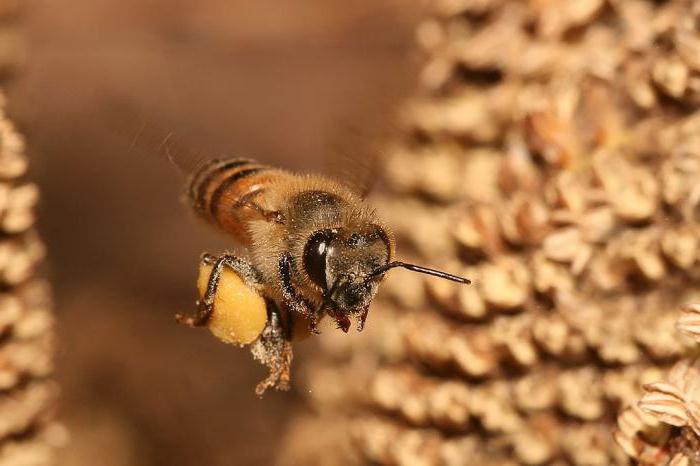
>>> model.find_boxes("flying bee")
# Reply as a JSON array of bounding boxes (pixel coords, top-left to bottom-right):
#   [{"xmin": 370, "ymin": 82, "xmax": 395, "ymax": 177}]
[{"xmin": 175, "ymin": 158, "xmax": 470, "ymax": 395}]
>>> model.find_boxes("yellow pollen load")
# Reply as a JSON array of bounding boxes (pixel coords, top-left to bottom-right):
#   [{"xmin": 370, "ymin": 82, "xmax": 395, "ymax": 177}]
[{"xmin": 197, "ymin": 263, "xmax": 268, "ymax": 346}]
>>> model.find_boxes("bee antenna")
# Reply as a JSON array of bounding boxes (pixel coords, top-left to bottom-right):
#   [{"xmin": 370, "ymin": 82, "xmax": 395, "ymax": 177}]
[{"xmin": 368, "ymin": 261, "xmax": 471, "ymax": 284}]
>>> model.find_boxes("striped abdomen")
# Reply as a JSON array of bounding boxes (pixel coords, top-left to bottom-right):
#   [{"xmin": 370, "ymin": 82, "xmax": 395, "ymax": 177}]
[{"xmin": 188, "ymin": 159, "xmax": 280, "ymax": 244}]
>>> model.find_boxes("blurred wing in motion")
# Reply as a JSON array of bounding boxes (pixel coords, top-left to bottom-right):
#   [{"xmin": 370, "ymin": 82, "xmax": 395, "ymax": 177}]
[
  {"xmin": 127, "ymin": 121, "xmax": 209, "ymax": 178},
  {"xmin": 322, "ymin": 86, "xmax": 407, "ymax": 198}
]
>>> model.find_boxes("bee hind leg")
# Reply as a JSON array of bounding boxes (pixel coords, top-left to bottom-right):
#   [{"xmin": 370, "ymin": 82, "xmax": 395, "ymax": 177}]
[
  {"xmin": 175, "ymin": 253, "xmax": 263, "ymax": 327},
  {"xmin": 251, "ymin": 301, "xmax": 293, "ymax": 396}
]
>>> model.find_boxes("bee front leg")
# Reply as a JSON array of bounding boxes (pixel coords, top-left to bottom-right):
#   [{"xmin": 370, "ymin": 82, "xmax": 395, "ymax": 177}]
[
  {"xmin": 251, "ymin": 301, "xmax": 293, "ymax": 396},
  {"xmin": 278, "ymin": 253, "xmax": 320, "ymax": 333},
  {"xmin": 357, "ymin": 306, "xmax": 370, "ymax": 332},
  {"xmin": 176, "ymin": 253, "xmax": 262, "ymax": 327}
]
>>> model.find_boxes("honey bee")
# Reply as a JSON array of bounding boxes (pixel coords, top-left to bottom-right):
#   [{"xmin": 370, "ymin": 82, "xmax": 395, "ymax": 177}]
[{"xmin": 175, "ymin": 158, "xmax": 470, "ymax": 395}]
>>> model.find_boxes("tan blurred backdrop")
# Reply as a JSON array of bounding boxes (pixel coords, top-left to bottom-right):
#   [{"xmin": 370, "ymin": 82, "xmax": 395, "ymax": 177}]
[{"xmin": 4, "ymin": 1, "xmax": 419, "ymax": 464}]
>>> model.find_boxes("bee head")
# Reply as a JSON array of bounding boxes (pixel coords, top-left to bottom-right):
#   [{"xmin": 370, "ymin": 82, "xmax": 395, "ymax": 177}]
[
  {"xmin": 302, "ymin": 226, "xmax": 470, "ymax": 333},
  {"xmin": 302, "ymin": 226, "xmax": 390, "ymax": 332}
]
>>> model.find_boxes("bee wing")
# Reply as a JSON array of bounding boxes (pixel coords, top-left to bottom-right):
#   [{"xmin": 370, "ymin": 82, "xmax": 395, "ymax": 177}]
[
  {"xmin": 124, "ymin": 120, "xmax": 212, "ymax": 178},
  {"xmin": 321, "ymin": 79, "xmax": 407, "ymax": 198}
]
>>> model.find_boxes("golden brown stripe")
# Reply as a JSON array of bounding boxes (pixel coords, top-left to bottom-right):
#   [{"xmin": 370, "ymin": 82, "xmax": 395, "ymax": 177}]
[
  {"xmin": 209, "ymin": 167, "xmax": 267, "ymax": 220},
  {"xmin": 189, "ymin": 158, "xmax": 255, "ymax": 213}
]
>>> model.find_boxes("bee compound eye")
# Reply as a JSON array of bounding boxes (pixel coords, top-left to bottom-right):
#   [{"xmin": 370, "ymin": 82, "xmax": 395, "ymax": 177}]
[{"xmin": 303, "ymin": 230, "xmax": 336, "ymax": 290}]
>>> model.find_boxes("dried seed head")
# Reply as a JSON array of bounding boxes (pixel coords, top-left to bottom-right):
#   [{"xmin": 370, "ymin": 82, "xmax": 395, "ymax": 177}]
[
  {"xmin": 678, "ymin": 304, "xmax": 700, "ymax": 341},
  {"xmin": 282, "ymin": 1, "xmax": 700, "ymax": 464}
]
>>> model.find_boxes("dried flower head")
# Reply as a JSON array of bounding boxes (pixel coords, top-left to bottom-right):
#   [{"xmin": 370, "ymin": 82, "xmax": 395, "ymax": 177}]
[{"xmin": 282, "ymin": 0, "xmax": 700, "ymax": 464}]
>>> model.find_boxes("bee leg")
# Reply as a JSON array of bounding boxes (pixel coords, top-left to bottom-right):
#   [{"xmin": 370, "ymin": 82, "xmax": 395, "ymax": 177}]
[
  {"xmin": 357, "ymin": 306, "xmax": 370, "ymax": 332},
  {"xmin": 333, "ymin": 313, "xmax": 351, "ymax": 333},
  {"xmin": 176, "ymin": 253, "xmax": 263, "ymax": 327},
  {"xmin": 235, "ymin": 194, "xmax": 285, "ymax": 224},
  {"xmin": 251, "ymin": 301, "xmax": 293, "ymax": 396},
  {"xmin": 308, "ymin": 308, "xmax": 324, "ymax": 334},
  {"xmin": 278, "ymin": 253, "xmax": 319, "ymax": 333}
]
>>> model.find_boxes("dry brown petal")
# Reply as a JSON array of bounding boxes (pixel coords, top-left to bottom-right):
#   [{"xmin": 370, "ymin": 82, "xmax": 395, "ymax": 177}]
[
  {"xmin": 499, "ymin": 139, "xmax": 542, "ymax": 195},
  {"xmin": 558, "ymin": 369, "xmax": 604, "ymax": 420},
  {"xmin": 0, "ymin": 117, "xmax": 27, "ymax": 180},
  {"xmin": 479, "ymin": 257, "xmax": 531, "ymax": 310},
  {"xmin": 404, "ymin": 92, "xmax": 502, "ymax": 143},
  {"xmin": 531, "ymin": 252, "xmax": 574, "ymax": 296},
  {"xmin": 500, "ymin": 194, "xmax": 550, "ymax": 247},
  {"xmin": 511, "ymin": 425, "xmax": 554, "ymax": 465},
  {"xmin": 615, "ymin": 404, "xmax": 671, "ymax": 459},
  {"xmin": 534, "ymin": 0, "xmax": 605, "ymax": 39},
  {"xmin": 404, "ymin": 311, "xmax": 499, "ymax": 378},
  {"xmin": 571, "ymin": 299, "xmax": 639, "ymax": 364},
  {"xmin": 686, "ymin": 74, "xmax": 700, "ymax": 106},
  {"xmin": 383, "ymin": 149, "xmax": 420, "ymax": 194},
  {"xmin": 0, "ymin": 334, "xmax": 53, "ymax": 391},
  {"xmin": 390, "ymin": 427, "xmax": 442, "ymax": 465},
  {"xmin": 668, "ymin": 358, "xmax": 700, "ymax": 396},
  {"xmin": 616, "ymin": 229, "xmax": 666, "ymax": 282},
  {"xmin": 653, "ymin": 54, "xmax": 690, "ymax": 99},
  {"xmin": 417, "ymin": 150, "xmax": 466, "ymax": 202},
  {"xmin": 624, "ymin": 57, "xmax": 657, "ymax": 109},
  {"xmin": 454, "ymin": 282, "xmax": 487, "ymax": 319},
  {"xmin": 453, "ymin": 205, "xmax": 504, "ymax": 258},
  {"xmin": 449, "ymin": 6, "xmax": 527, "ymax": 74},
  {"xmin": 448, "ymin": 330, "xmax": 498, "ymax": 377},
  {"xmin": 669, "ymin": 453, "xmax": 690, "ymax": 466},
  {"xmin": 385, "ymin": 147, "xmax": 467, "ymax": 202},
  {"xmin": 661, "ymin": 153, "xmax": 700, "ymax": 208},
  {"xmin": 595, "ymin": 153, "xmax": 659, "ymax": 222},
  {"xmin": 470, "ymin": 383, "xmax": 523, "ymax": 433},
  {"xmin": 370, "ymin": 368, "xmax": 435, "ymax": 427},
  {"xmin": 426, "ymin": 272, "xmax": 463, "ymax": 314},
  {"xmin": 678, "ymin": 304, "xmax": 700, "ymax": 342},
  {"xmin": 675, "ymin": 16, "xmax": 700, "ymax": 72},
  {"xmin": 489, "ymin": 315, "xmax": 538, "ymax": 367},
  {"xmin": 531, "ymin": 314, "xmax": 570, "ymax": 357},
  {"xmin": 427, "ymin": 381, "xmax": 470, "ymax": 430},
  {"xmin": 524, "ymin": 109, "xmax": 578, "ymax": 168},
  {"xmin": 686, "ymin": 400, "xmax": 700, "ymax": 438},
  {"xmin": 639, "ymin": 386, "xmax": 688, "ymax": 427},
  {"xmin": 644, "ymin": 381, "xmax": 686, "ymax": 403},
  {"xmin": 604, "ymin": 367, "xmax": 659, "ymax": 409},
  {"xmin": 548, "ymin": 171, "xmax": 588, "ymax": 213},
  {"xmin": 662, "ymin": 227, "xmax": 699, "ymax": 270},
  {"xmin": 514, "ymin": 370, "xmax": 558, "ymax": 411},
  {"xmin": 426, "ymin": 267, "xmax": 487, "ymax": 320},
  {"xmin": 542, "ymin": 227, "xmax": 584, "ymax": 263},
  {"xmin": 0, "ymin": 234, "xmax": 45, "ymax": 286},
  {"xmin": 612, "ymin": 0, "xmax": 656, "ymax": 51},
  {"xmin": 588, "ymin": 250, "xmax": 625, "ymax": 292},
  {"xmin": 381, "ymin": 269, "xmax": 428, "ymax": 312},
  {"xmin": 351, "ymin": 417, "xmax": 397, "ymax": 463},
  {"xmin": 578, "ymin": 207, "xmax": 616, "ymax": 244},
  {"xmin": 403, "ymin": 313, "xmax": 454, "ymax": 369},
  {"xmin": 0, "ymin": 382, "xmax": 56, "ymax": 439},
  {"xmin": 462, "ymin": 149, "xmax": 503, "ymax": 203},
  {"xmin": 2, "ymin": 184, "xmax": 38, "ymax": 234},
  {"xmin": 560, "ymin": 424, "xmax": 611, "ymax": 466},
  {"xmin": 634, "ymin": 308, "xmax": 685, "ymax": 360}
]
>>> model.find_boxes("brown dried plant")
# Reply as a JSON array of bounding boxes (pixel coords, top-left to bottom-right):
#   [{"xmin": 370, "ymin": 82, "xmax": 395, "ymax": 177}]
[
  {"xmin": 280, "ymin": 0, "xmax": 700, "ymax": 465},
  {"xmin": 0, "ymin": 3, "xmax": 62, "ymax": 465}
]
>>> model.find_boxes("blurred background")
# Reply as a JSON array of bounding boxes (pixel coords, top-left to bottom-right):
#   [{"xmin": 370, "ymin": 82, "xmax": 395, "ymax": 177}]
[{"xmin": 4, "ymin": 1, "xmax": 420, "ymax": 464}]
